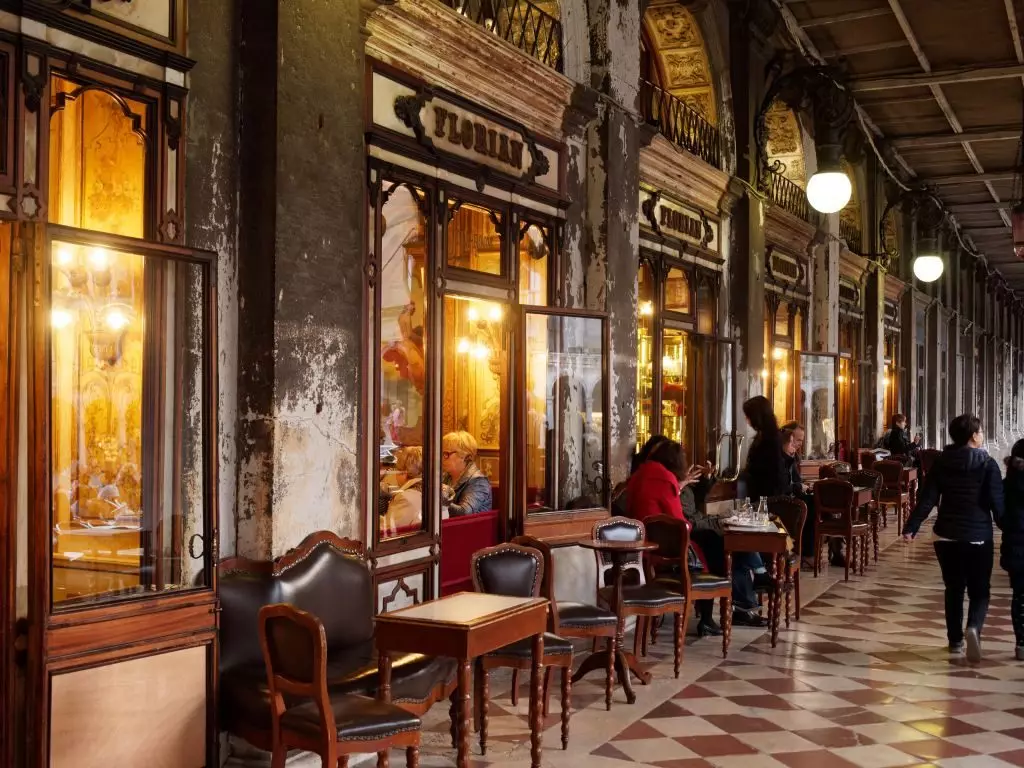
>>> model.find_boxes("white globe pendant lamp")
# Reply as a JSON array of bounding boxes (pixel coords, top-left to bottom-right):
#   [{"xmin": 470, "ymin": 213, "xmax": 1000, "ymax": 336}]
[
  {"xmin": 806, "ymin": 170, "xmax": 853, "ymax": 214},
  {"xmin": 913, "ymin": 234, "xmax": 944, "ymax": 283}
]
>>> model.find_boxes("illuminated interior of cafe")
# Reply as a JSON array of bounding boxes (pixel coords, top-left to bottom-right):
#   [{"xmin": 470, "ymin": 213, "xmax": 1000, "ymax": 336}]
[
  {"xmin": 44, "ymin": 74, "xmax": 210, "ymax": 606},
  {"xmin": 763, "ymin": 294, "xmax": 804, "ymax": 426},
  {"xmin": 370, "ymin": 171, "xmax": 609, "ymax": 554},
  {"xmin": 837, "ymin": 312, "xmax": 861, "ymax": 457},
  {"xmin": 636, "ymin": 253, "xmax": 730, "ymax": 468}
]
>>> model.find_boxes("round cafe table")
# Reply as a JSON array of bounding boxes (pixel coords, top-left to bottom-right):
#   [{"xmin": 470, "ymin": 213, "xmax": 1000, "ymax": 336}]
[{"xmin": 574, "ymin": 538, "xmax": 660, "ymax": 704}]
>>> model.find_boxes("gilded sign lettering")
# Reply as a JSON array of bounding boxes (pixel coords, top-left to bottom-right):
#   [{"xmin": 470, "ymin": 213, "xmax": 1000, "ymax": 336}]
[{"xmin": 432, "ymin": 106, "xmax": 525, "ymax": 170}]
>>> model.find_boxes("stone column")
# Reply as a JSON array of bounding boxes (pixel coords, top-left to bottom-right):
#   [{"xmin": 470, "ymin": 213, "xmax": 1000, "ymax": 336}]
[
  {"xmin": 727, "ymin": 0, "xmax": 776, "ymax": 412},
  {"xmin": 582, "ymin": 0, "xmax": 641, "ymax": 488},
  {"xmin": 811, "ymin": 217, "xmax": 840, "ymax": 354},
  {"xmin": 863, "ymin": 267, "xmax": 885, "ymax": 444},
  {"xmin": 234, "ymin": 0, "xmax": 373, "ymax": 558}
]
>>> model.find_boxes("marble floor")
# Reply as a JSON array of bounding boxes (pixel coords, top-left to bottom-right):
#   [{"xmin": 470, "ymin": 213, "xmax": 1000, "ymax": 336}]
[{"xmin": 404, "ymin": 520, "xmax": 1024, "ymax": 768}]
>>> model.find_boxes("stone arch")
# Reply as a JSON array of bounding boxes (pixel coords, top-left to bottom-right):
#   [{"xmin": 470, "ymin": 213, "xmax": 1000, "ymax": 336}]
[
  {"xmin": 640, "ymin": 1, "xmax": 717, "ymax": 125},
  {"xmin": 764, "ymin": 103, "xmax": 807, "ymax": 188}
]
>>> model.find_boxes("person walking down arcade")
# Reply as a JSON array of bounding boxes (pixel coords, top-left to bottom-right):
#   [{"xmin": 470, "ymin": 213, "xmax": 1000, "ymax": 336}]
[{"xmin": 902, "ymin": 414, "xmax": 1003, "ymax": 663}]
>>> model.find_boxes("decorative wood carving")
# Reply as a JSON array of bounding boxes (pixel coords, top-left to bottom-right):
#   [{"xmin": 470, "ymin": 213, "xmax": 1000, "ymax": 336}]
[{"xmin": 381, "ymin": 577, "xmax": 420, "ymax": 612}]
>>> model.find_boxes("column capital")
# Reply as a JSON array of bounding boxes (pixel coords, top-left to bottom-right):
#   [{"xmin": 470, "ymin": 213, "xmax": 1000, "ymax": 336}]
[{"xmin": 361, "ymin": 0, "xmax": 396, "ymax": 37}]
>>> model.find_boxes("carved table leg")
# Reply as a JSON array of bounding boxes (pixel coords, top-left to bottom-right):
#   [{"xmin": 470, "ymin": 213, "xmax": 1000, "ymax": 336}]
[
  {"xmin": 561, "ymin": 665, "xmax": 571, "ymax": 750},
  {"xmin": 784, "ymin": 567, "xmax": 792, "ymax": 629},
  {"xmin": 605, "ymin": 633, "xmax": 615, "ymax": 710},
  {"xmin": 673, "ymin": 611, "xmax": 683, "ymax": 679},
  {"xmin": 723, "ymin": 551, "xmax": 733, "ymax": 659},
  {"xmin": 406, "ymin": 746, "xmax": 419, "ymax": 768},
  {"xmin": 378, "ymin": 751, "xmax": 389, "ymax": 768},
  {"xmin": 771, "ymin": 553, "xmax": 783, "ymax": 647},
  {"xmin": 480, "ymin": 666, "xmax": 489, "ymax": 755},
  {"xmin": 449, "ymin": 689, "xmax": 458, "ymax": 748},
  {"xmin": 457, "ymin": 658, "xmax": 471, "ymax": 768},
  {"xmin": 378, "ymin": 652, "xmax": 393, "ymax": 702},
  {"xmin": 530, "ymin": 634, "xmax": 543, "ymax": 768}
]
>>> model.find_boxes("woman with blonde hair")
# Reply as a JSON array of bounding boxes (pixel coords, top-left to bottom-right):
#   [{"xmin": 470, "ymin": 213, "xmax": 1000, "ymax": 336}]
[{"xmin": 441, "ymin": 431, "xmax": 493, "ymax": 517}]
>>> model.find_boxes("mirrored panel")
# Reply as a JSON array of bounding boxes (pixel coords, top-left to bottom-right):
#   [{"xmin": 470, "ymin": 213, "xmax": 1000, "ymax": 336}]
[
  {"xmin": 636, "ymin": 263, "xmax": 655, "ymax": 451},
  {"xmin": 378, "ymin": 184, "xmax": 428, "ymax": 541},
  {"xmin": 50, "ymin": 237, "xmax": 208, "ymax": 606},
  {"xmin": 664, "ymin": 267, "xmax": 691, "ymax": 314},
  {"xmin": 800, "ymin": 353, "xmax": 837, "ymax": 460},
  {"xmin": 447, "ymin": 203, "xmax": 502, "ymax": 276},
  {"xmin": 525, "ymin": 312, "xmax": 606, "ymax": 512}
]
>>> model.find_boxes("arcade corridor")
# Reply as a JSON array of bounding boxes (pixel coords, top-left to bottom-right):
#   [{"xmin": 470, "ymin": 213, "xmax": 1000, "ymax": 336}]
[{"xmin": 400, "ymin": 523, "xmax": 1024, "ymax": 768}]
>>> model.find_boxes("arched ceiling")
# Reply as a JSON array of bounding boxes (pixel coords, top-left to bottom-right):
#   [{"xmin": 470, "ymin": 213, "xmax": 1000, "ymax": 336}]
[
  {"xmin": 765, "ymin": 103, "xmax": 806, "ymax": 187},
  {"xmin": 641, "ymin": 1, "xmax": 717, "ymax": 126}
]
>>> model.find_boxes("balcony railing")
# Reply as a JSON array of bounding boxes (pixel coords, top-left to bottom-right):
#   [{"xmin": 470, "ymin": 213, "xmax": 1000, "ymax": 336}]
[
  {"xmin": 768, "ymin": 170, "xmax": 811, "ymax": 222},
  {"xmin": 840, "ymin": 218, "xmax": 863, "ymax": 254},
  {"xmin": 439, "ymin": 0, "xmax": 563, "ymax": 72},
  {"xmin": 639, "ymin": 79, "xmax": 722, "ymax": 170}
]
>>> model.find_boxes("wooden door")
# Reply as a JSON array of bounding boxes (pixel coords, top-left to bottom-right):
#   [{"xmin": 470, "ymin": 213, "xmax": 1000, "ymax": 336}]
[{"xmin": 23, "ymin": 224, "xmax": 218, "ymax": 768}]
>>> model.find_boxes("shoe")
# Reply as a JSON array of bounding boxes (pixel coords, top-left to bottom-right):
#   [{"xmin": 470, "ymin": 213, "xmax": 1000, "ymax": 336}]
[
  {"xmin": 965, "ymin": 627, "xmax": 982, "ymax": 663},
  {"xmin": 829, "ymin": 553, "xmax": 847, "ymax": 568},
  {"xmin": 949, "ymin": 642, "xmax": 965, "ymax": 656},
  {"xmin": 697, "ymin": 619, "xmax": 723, "ymax": 638},
  {"xmin": 1015, "ymin": 645, "xmax": 1024, "ymax": 661},
  {"xmin": 733, "ymin": 610, "xmax": 768, "ymax": 628}
]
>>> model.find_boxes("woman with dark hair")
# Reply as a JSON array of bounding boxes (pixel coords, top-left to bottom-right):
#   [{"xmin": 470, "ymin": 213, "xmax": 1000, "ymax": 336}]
[
  {"xmin": 904, "ymin": 414, "xmax": 1003, "ymax": 662},
  {"xmin": 742, "ymin": 396, "xmax": 788, "ymax": 502},
  {"xmin": 627, "ymin": 439, "xmax": 698, "ymax": 523},
  {"xmin": 612, "ymin": 434, "xmax": 674, "ymax": 517},
  {"xmin": 1001, "ymin": 439, "xmax": 1024, "ymax": 660}
]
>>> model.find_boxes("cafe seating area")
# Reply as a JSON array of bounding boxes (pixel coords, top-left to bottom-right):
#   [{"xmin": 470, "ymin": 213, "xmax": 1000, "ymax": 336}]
[{"xmin": 217, "ymin": 454, "xmax": 933, "ymax": 768}]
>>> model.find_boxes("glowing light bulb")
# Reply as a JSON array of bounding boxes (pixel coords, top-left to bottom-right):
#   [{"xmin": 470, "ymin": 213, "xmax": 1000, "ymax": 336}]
[
  {"xmin": 488, "ymin": 305, "xmax": 502, "ymax": 322},
  {"xmin": 104, "ymin": 308, "xmax": 129, "ymax": 331},
  {"xmin": 884, "ymin": 376, "xmax": 891, "ymax": 388},
  {"xmin": 88, "ymin": 247, "xmax": 109, "ymax": 270},
  {"xmin": 51, "ymin": 308, "xmax": 72, "ymax": 329},
  {"xmin": 806, "ymin": 171, "xmax": 852, "ymax": 214},
  {"xmin": 457, "ymin": 337, "xmax": 470, "ymax": 354},
  {"xmin": 467, "ymin": 308, "xmax": 479, "ymax": 322},
  {"xmin": 838, "ymin": 375, "xmax": 846, "ymax": 384},
  {"xmin": 55, "ymin": 247, "xmax": 73, "ymax": 267},
  {"xmin": 779, "ymin": 370, "xmax": 789, "ymax": 381},
  {"xmin": 472, "ymin": 344, "xmax": 489, "ymax": 360},
  {"xmin": 913, "ymin": 255, "xmax": 944, "ymax": 283},
  {"xmin": 772, "ymin": 347, "xmax": 784, "ymax": 361},
  {"xmin": 639, "ymin": 301, "xmax": 654, "ymax": 317},
  {"xmin": 761, "ymin": 368, "xmax": 769, "ymax": 379}
]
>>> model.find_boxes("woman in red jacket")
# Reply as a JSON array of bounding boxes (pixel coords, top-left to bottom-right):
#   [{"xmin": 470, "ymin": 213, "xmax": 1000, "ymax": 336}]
[{"xmin": 627, "ymin": 439, "xmax": 698, "ymax": 523}]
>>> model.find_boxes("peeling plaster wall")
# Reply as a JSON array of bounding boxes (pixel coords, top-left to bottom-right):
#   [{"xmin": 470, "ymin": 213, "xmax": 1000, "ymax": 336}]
[{"xmin": 185, "ymin": 0, "xmax": 239, "ymax": 557}]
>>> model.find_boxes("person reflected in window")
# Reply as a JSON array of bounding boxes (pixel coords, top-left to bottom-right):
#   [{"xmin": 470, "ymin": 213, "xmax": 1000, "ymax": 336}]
[
  {"xmin": 441, "ymin": 431, "xmax": 493, "ymax": 518},
  {"xmin": 382, "ymin": 447, "xmax": 424, "ymax": 536},
  {"xmin": 881, "ymin": 413, "xmax": 921, "ymax": 463}
]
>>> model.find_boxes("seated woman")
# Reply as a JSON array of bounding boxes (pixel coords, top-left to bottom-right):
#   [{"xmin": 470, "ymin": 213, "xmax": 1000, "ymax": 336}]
[
  {"xmin": 441, "ymin": 431, "xmax": 493, "ymax": 518},
  {"xmin": 628, "ymin": 439, "xmax": 766, "ymax": 634},
  {"xmin": 382, "ymin": 447, "xmax": 424, "ymax": 536}
]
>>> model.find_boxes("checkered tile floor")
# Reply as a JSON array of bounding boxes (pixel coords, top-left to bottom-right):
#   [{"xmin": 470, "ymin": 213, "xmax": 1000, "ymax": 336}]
[{"xmin": 326, "ymin": 520, "xmax": 1024, "ymax": 768}]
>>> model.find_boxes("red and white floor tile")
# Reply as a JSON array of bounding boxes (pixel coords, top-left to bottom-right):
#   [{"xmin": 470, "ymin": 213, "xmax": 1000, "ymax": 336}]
[{"xmin": 411, "ymin": 520, "xmax": 1024, "ymax": 768}]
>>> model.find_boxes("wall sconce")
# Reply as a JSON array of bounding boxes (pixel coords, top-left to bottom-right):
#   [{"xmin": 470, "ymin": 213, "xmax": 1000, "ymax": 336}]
[
  {"xmin": 754, "ymin": 60, "xmax": 855, "ymax": 215},
  {"xmin": 879, "ymin": 187, "xmax": 948, "ymax": 283}
]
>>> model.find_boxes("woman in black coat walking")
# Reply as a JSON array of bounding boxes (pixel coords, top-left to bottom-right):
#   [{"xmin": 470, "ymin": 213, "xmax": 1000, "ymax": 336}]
[
  {"xmin": 903, "ymin": 414, "xmax": 1003, "ymax": 662},
  {"xmin": 1001, "ymin": 439, "xmax": 1024, "ymax": 660}
]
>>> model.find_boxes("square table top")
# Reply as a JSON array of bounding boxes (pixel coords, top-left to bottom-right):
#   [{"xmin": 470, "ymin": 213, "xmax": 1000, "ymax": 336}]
[{"xmin": 375, "ymin": 592, "xmax": 547, "ymax": 628}]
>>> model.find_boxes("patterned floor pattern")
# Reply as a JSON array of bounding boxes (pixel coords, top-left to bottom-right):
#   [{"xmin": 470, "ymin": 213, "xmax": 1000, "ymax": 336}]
[{"xmin": 406, "ymin": 519, "xmax": 1024, "ymax": 768}]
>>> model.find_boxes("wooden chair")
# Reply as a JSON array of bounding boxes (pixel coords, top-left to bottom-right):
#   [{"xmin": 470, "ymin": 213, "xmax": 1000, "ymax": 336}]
[
  {"xmin": 859, "ymin": 449, "xmax": 878, "ymax": 472},
  {"xmin": 849, "ymin": 469, "xmax": 883, "ymax": 563},
  {"xmin": 875, "ymin": 459, "xmax": 911, "ymax": 534},
  {"xmin": 813, "ymin": 479, "xmax": 870, "ymax": 582},
  {"xmin": 258, "ymin": 604, "xmax": 421, "ymax": 768},
  {"xmin": 471, "ymin": 543, "xmax": 573, "ymax": 753},
  {"xmin": 765, "ymin": 496, "xmax": 808, "ymax": 625},
  {"xmin": 918, "ymin": 448, "xmax": 941, "ymax": 479},
  {"xmin": 592, "ymin": 517, "xmax": 687, "ymax": 678},
  {"xmin": 512, "ymin": 535, "xmax": 618, "ymax": 711}
]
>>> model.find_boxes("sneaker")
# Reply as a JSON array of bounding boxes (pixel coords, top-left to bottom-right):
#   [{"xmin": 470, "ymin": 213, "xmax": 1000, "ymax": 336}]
[
  {"xmin": 697, "ymin": 619, "xmax": 723, "ymax": 638},
  {"xmin": 949, "ymin": 642, "xmax": 965, "ymax": 656},
  {"xmin": 1016, "ymin": 645, "xmax": 1024, "ymax": 662},
  {"xmin": 965, "ymin": 627, "xmax": 982, "ymax": 663}
]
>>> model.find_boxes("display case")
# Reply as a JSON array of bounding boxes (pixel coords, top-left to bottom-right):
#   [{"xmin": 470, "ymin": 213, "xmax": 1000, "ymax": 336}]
[{"xmin": 763, "ymin": 292, "xmax": 807, "ymax": 426}]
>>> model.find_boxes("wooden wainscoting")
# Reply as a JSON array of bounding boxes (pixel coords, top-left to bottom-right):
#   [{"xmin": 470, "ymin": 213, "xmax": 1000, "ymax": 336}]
[{"xmin": 49, "ymin": 645, "xmax": 207, "ymax": 768}]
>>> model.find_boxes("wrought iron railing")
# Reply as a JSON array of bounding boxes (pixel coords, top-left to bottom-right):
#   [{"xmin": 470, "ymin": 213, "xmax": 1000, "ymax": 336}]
[
  {"xmin": 438, "ymin": 0, "xmax": 563, "ymax": 72},
  {"xmin": 768, "ymin": 170, "xmax": 811, "ymax": 222},
  {"xmin": 639, "ymin": 79, "xmax": 722, "ymax": 170},
  {"xmin": 840, "ymin": 218, "xmax": 863, "ymax": 253}
]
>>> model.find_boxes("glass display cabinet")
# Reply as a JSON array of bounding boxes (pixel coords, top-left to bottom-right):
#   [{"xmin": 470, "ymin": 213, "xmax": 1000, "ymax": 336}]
[{"xmin": 763, "ymin": 294, "xmax": 807, "ymax": 427}]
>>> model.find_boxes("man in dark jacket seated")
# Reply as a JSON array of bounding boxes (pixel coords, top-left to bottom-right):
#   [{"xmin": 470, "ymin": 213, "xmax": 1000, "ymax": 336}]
[
  {"xmin": 880, "ymin": 414, "xmax": 922, "ymax": 465},
  {"xmin": 781, "ymin": 422, "xmax": 845, "ymax": 568}
]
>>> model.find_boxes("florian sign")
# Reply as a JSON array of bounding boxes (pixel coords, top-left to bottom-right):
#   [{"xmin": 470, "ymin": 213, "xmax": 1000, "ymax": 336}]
[
  {"xmin": 379, "ymin": 76, "xmax": 551, "ymax": 187},
  {"xmin": 639, "ymin": 189, "xmax": 718, "ymax": 253}
]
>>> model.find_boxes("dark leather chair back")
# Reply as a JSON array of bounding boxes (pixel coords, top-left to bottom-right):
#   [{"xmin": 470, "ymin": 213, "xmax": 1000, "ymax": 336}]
[
  {"xmin": 849, "ymin": 469, "xmax": 882, "ymax": 498},
  {"xmin": 859, "ymin": 450, "xmax": 877, "ymax": 471},
  {"xmin": 471, "ymin": 543, "xmax": 543, "ymax": 598},
  {"xmin": 814, "ymin": 478, "xmax": 856, "ymax": 524},
  {"xmin": 819, "ymin": 464, "xmax": 839, "ymax": 479},
  {"xmin": 644, "ymin": 515, "xmax": 692, "ymax": 590},
  {"xmin": 874, "ymin": 459, "xmax": 905, "ymax": 490},
  {"xmin": 218, "ymin": 535, "xmax": 372, "ymax": 675},
  {"xmin": 766, "ymin": 496, "xmax": 808, "ymax": 555},
  {"xmin": 593, "ymin": 516, "xmax": 646, "ymax": 586}
]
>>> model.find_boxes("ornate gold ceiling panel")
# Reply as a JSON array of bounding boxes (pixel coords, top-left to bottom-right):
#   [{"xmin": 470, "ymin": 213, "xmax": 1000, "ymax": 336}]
[
  {"xmin": 643, "ymin": 1, "xmax": 717, "ymax": 126},
  {"xmin": 765, "ymin": 102, "xmax": 805, "ymax": 187}
]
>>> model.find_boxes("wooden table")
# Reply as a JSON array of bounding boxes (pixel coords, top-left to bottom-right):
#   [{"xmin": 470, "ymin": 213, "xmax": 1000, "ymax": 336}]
[
  {"xmin": 904, "ymin": 467, "xmax": 919, "ymax": 508},
  {"xmin": 375, "ymin": 592, "xmax": 549, "ymax": 768},
  {"xmin": 723, "ymin": 523, "xmax": 790, "ymax": 654},
  {"xmin": 573, "ymin": 538, "xmax": 659, "ymax": 705}
]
